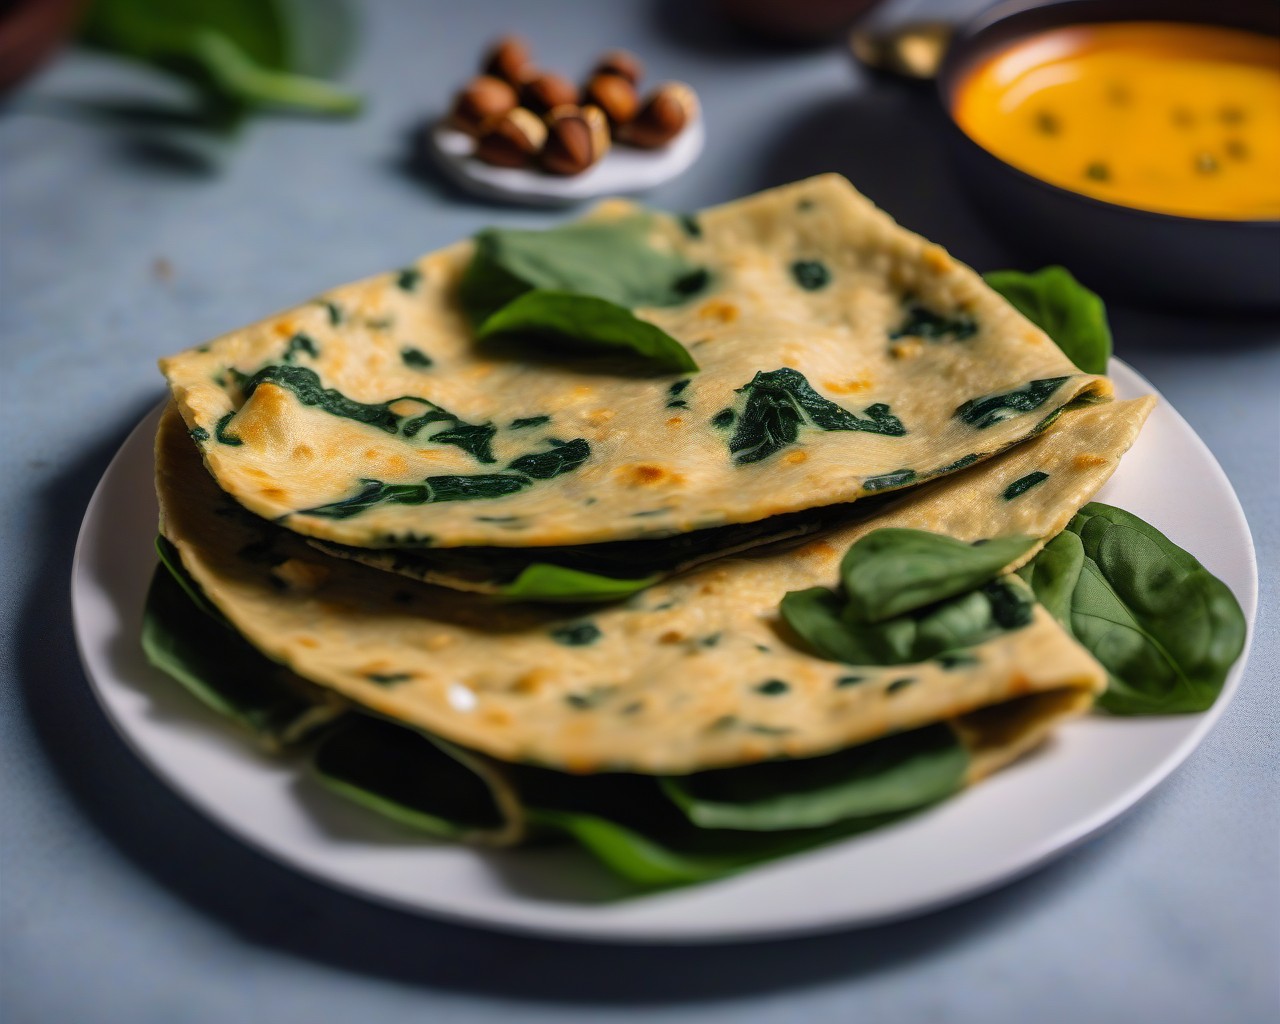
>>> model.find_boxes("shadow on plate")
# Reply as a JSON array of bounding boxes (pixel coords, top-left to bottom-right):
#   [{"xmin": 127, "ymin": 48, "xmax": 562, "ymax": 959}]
[{"xmin": 16, "ymin": 397, "xmax": 1162, "ymax": 1004}]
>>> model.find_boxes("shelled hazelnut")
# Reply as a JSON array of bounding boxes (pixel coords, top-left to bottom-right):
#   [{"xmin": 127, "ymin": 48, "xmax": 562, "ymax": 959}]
[
  {"xmin": 583, "ymin": 72, "xmax": 639, "ymax": 130},
  {"xmin": 621, "ymin": 82, "xmax": 698, "ymax": 148},
  {"xmin": 481, "ymin": 35, "xmax": 534, "ymax": 85},
  {"xmin": 474, "ymin": 107, "xmax": 547, "ymax": 168},
  {"xmin": 519, "ymin": 72, "xmax": 580, "ymax": 115},
  {"xmin": 448, "ymin": 75, "xmax": 518, "ymax": 136},
  {"xmin": 591, "ymin": 49, "xmax": 644, "ymax": 86},
  {"xmin": 541, "ymin": 105, "xmax": 611, "ymax": 175}
]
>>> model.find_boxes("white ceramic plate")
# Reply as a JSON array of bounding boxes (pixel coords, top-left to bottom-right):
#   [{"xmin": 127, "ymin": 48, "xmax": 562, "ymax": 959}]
[
  {"xmin": 428, "ymin": 116, "xmax": 704, "ymax": 205},
  {"xmin": 71, "ymin": 360, "xmax": 1257, "ymax": 944}
]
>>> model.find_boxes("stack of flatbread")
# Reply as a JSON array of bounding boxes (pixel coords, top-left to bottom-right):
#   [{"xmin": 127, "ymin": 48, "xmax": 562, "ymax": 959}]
[{"xmin": 147, "ymin": 176, "xmax": 1159, "ymax": 884}]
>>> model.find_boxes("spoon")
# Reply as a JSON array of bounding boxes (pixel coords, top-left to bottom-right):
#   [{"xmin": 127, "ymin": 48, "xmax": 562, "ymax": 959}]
[{"xmin": 849, "ymin": 20, "xmax": 954, "ymax": 80}]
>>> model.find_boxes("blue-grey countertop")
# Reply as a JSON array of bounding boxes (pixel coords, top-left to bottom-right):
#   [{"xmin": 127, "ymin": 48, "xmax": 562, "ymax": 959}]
[{"xmin": 2, "ymin": 2, "xmax": 1276, "ymax": 1021}]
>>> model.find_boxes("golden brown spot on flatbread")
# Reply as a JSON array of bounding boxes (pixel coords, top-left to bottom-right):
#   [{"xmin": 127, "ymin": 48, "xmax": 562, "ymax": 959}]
[
  {"xmin": 426, "ymin": 634, "xmax": 455, "ymax": 651},
  {"xmin": 698, "ymin": 299, "xmax": 739, "ymax": 323},
  {"xmin": 666, "ymin": 416, "xmax": 684, "ymax": 427},
  {"xmin": 292, "ymin": 444, "xmax": 313, "ymax": 460},
  {"xmin": 785, "ymin": 450, "xmax": 809, "ymax": 465},
  {"xmin": 825, "ymin": 378, "xmax": 873, "ymax": 394},
  {"xmin": 270, "ymin": 559, "xmax": 330, "ymax": 593},
  {"xmin": 923, "ymin": 246, "xmax": 952, "ymax": 273},
  {"xmin": 572, "ymin": 385, "xmax": 594, "ymax": 398},
  {"xmin": 482, "ymin": 708, "xmax": 511, "ymax": 727},
  {"xmin": 659, "ymin": 630, "xmax": 684, "ymax": 644},
  {"xmin": 272, "ymin": 319, "xmax": 296, "ymax": 338},
  {"xmin": 584, "ymin": 409, "xmax": 615, "ymax": 426},
  {"xmin": 295, "ymin": 636, "xmax": 319, "ymax": 649},
  {"xmin": 363, "ymin": 448, "xmax": 380, "ymax": 460},
  {"xmin": 1074, "ymin": 454, "xmax": 1109, "ymax": 469},
  {"xmin": 383, "ymin": 455, "xmax": 409, "ymax": 476},
  {"xmin": 799, "ymin": 540, "xmax": 838, "ymax": 560},
  {"xmin": 890, "ymin": 338, "xmax": 924, "ymax": 361},
  {"xmin": 619, "ymin": 464, "xmax": 682, "ymax": 487},
  {"xmin": 261, "ymin": 487, "xmax": 287, "ymax": 500}
]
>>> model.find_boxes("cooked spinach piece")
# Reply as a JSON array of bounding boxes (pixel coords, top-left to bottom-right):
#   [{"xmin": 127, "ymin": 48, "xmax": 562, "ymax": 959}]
[
  {"xmin": 142, "ymin": 562, "xmax": 333, "ymax": 745},
  {"xmin": 459, "ymin": 216, "xmax": 707, "ymax": 324},
  {"xmin": 727, "ymin": 367, "xmax": 906, "ymax": 465},
  {"xmin": 476, "ymin": 291, "xmax": 698, "ymax": 373},
  {"xmin": 678, "ymin": 213, "xmax": 702, "ymax": 238},
  {"xmin": 790, "ymin": 260, "xmax": 830, "ymax": 291},
  {"xmin": 312, "ymin": 717, "xmax": 509, "ymax": 838},
  {"xmin": 710, "ymin": 408, "xmax": 735, "ymax": 428},
  {"xmin": 509, "ymin": 415, "xmax": 550, "ymax": 429},
  {"xmin": 499, "ymin": 564, "xmax": 660, "ymax": 603},
  {"xmin": 661, "ymin": 724, "xmax": 966, "ymax": 831},
  {"xmin": 395, "ymin": 267, "xmax": 422, "ymax": 292},
  {"xmin": 320, "ymin": 300, "xmax": 343, "ymax": 325},
  {"xmin": 955, "ymin": 377, "xmax": 1071, "ymax": 429},
  {"xmin": 667, "ymin": 379, "xmax": 691, "ymax": 408},
  {"xmin": 282, "ymin": 332, "xmax": 318, "ymax": 362},
  {"xmin": 840, "ymin": 528, "xmax": 1038, "ymax": 623},
  {"xmin": 299, "ymin": 474, "xmax": 533, "ymax": 518},
  {"xmin": 214, "ymin": 412, "xmax": 243, "ymax": 446},
  {"xmin": 365, "ymin": 672, "xmax": 413, "ymax": 685},
  {"xmin": 189, "ymin": 425, "xmax": 210, "ymax": 443},
  {"xmin": 400, "ymin": 346, "xmax": 433, "ymax": 369},
  {"xmin": 550, "ymin": 622, "xmax": 602, "ymax": 646},
  {"xmin": 782, "ymin": 577, "xmax": 1035, "ymax": 667},
  {"xmin": 863, "ymin": 469, "xmax": 916, "ymax": 492},
  {"xmin": 890, "ymin": 303, "xmax": 977, "ymax": 341},
  {"xmin": 507, "ymin": 438, "xmax": 591, "ymax": 479},
  {"xmin": 1019, "ymin": 503, "xmax": 1245, "ymax": 714},
  {"xmin": 426, "ymin": 423, "xmax": 497, "ymax": 464},
  {"xmin": 755, "ymin": 679, "xmax": 790, "ymax": 696},
  {"xmin": 985, "ymin": 266, "xmax": 1111, "ymax": 374},
  {"xmin": 1003, "ymin": 471, "xmax": 1050, "ymax": 500}
]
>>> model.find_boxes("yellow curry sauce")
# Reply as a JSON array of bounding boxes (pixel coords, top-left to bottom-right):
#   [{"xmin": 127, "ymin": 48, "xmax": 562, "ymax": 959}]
[{"xmin": 953, "ymin": 23, "xmax": 1280, "ymax": 219}]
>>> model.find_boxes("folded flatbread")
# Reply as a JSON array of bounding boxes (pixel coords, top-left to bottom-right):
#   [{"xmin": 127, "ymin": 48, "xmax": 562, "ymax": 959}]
[
  {"xmin": 155, "ymin": 395, "xmax": 1153, "ymax": 775},
  {"xmin": 159, "ymin": 175, "xmax": 1111, "ymax": 552}
]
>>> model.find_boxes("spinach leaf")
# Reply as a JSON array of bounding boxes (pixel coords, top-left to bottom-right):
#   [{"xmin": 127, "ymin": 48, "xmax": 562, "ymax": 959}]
[
  {"xmin": 81, "ymin": 0, "xmax": 362, "ymax": 117},
  {"xmin": 459, "ymin": 217, "xmax": 706, "ymax": 324},
  {"xmin": 661, "ymin": 724, "xmax": 966, "ymax": 830},
  {"xmin": 499, "ymin": 564, "xmax": 660, "ymax": 603},
  {"xmin": 141, "ymin": 562, "xmax": 337, "ymax": 746},
  {"xmin": 955, "ymin": 377, "xmax": 1071, "ymax": 429},
  {"xmin": 725, "ymin": 367, "xmax": 906, "ymax": 465},
  {"xmin": 984, "ymin": 266, "xmax": 1112, "ymax": 374},
  {"xmin": 1022, "ymin": 503, "xmax": 1245, "ymax": 714},
  {"xmin": 311, "ymin": 717, "xmax": 513, "ymax": 840},
  {"xmin": 890, "ymin": 303, "xmax": 977, "ymax": 341},
  {"xmin": 476, "ymin": 291, "xmax": 698, "ymax": 373},
  {"xmin": 782, "ymin": 578, "xmax": 1034, "ymax": 667},
  {"xmin": 840, "ymin": 528, "xmax": 1038, "ymax": 622}
]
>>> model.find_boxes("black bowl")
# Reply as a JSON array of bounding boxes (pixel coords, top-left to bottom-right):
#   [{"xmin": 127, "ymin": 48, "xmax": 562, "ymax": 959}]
[{"xmin": 936, "ymin": 0, "xmax": 1280, "ymax": 310}]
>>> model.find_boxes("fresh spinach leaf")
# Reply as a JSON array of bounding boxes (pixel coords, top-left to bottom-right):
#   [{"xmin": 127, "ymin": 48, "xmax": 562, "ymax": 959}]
[
  {"xmin": 1022, "ymin": 503, "xmax": 1245, "ymax": 714},
  {"xmin": 840, "ymin": 528, "xmax": 1038, "ymax": 623},
  {"xmin": 661, "ymin": 724, "xmax": 966, "ymax": 830},
  {"xmin": 984, "ymin": 266, "xmax": 1112, "ymax": 374},
  {"xmin": 476, "ymin": 291, "xmax": 698, "ymax": 373},
  {"xmin": 459, "ymin": 217, "xmax": 706, "ymax": 324},
  {"xmin": 499, "ymin": 564, "xmax": 661, "ymax": 603}
]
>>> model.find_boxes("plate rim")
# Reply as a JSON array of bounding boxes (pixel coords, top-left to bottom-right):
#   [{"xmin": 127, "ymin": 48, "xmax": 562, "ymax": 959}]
[{"xmin": 70, "ymin": 358, "xmax": 1259, "ymax": 944}]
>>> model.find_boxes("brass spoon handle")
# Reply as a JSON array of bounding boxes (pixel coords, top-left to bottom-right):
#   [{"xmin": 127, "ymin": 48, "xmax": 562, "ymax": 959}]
[{"xmin": 850, "ymin": 20, "xmax": 955, "ymax": 80}]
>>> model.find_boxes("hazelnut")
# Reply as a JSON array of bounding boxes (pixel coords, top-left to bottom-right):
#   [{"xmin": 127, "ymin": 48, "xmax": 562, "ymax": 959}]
[
  {"xmin": 583, "ymin": 72, "xmax": 638, "ymax": 129},
  {"xmin": 591, "ymin": 49, "xmax": 644, "ymax": 86},
  {"xmin": 621, "ymin": 82, "xmax": 698, "ymax": 148},
  {"xmin": 474, "ymin": 107, "xmax": 547, "ymax": 168},
  {"xmin": 481, "ymin": 35, "xmax": 534, "ymax": 85},
  {"xmin": 541, "ymin": 104, "xmax": 611, "ymax": 175},
  {"xmin": 448, "ymin": 75, "xmax": 517, "ymax": 136},
  {"xmin": 519, "ymin": 72, "xmax": 580, "ymax": 115}
]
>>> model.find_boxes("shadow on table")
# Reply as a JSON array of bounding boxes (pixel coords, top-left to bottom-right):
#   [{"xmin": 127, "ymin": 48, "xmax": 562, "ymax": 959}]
[{"xmin": 18, "ymin": 399, "xmax": 1157, "ymax": 1007}]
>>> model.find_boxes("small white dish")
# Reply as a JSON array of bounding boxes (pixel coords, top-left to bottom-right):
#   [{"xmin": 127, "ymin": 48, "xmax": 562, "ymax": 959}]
[
  {"xmin": 70, "ymin": 360, "xmax": 1257, "ymax": 944},
  {"xmin": 427, "ymin": 115, "xmax": 704, "ymax": 205}
]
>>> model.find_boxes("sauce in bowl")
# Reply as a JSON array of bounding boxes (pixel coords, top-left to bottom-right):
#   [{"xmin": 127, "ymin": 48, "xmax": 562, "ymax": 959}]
[{"xmin": 953, "ymin": 22, "xmax": 1280, "ymax": 220}]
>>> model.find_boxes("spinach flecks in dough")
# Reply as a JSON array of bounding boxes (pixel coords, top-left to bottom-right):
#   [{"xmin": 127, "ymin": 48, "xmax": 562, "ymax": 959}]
[
  {"xmin": 935, "ymin": 453, "xmax": 979, "ymax": 475},
  {"xmin": 510, "ymin": 415, "xmax": 551, "ymax": 429},
  {"xmin": 320, "ymin": 300, "xmax": 343, "ymax": 325},
  {"xmin": 565, "ymin": 686, "xmax": 617, "ymax": 709},
  {"xmin": 551, "ymin": 622, "xmax": 602, "ymax": 646},
  {"xmin": 401, "ymin": 347, "xmax": 433, "ymax": 369},
  {"xmin": 189, "ymin": 425, "xmax": 210, "ymax": 443},
  {"xmin": 282, "ymin": 333, "xmax": 319, "ymax": 363},
  {"xmin": 507, "ymin": 438, "xmax": 591, "ymax": 479},
  {"xmin": 890, "ymin": 302, "xmax": 978, "ymax": 342},
  {"xmin": 427, "ymin": 423, "xmax": 497, "ymax": 464},
  {"xmin": 214, "ymin": 412, "xmax": 244, "ymax": 446},
  {"xmin": 835, "ymin": 675, "xmax": 864, "ymax": 688},
  {"xmin": 678, "ymin": 213, "xmax": 702, "ymax": 238},
  {"xmin": 365, "ymin": 316, "xmax": 394, "ymax": 330},
  {"xmin": 366, "ymin": 672, "xmax": 414, "ymax": 685},
  {"xmin": 790, "ymin": 260, "xmax": 830, "ymax": 291},
  {"xmin": 936, "ymin": 652, "xmax": 978, "ymax": 669},
  {"xmin": 710, "ymin": 408, "xmax": 735, "ymax": 429},
  {"xmin": 863, "ymin": 469, "xmax": 916, "ymax": 492},
  {"xmin": 755, "ymin": 679, "xmax": 790, "ymax": 696},
  {"xmin": 298, "ymin": 474, "xmax": 531, "ymax": 519},
  {"xmin": 673, "ymin": 268, "xmax": 710, "ymax": 298},
  {"xmin": 667, "ymin": 379, "xmax": 691, "ymax": 408},
  {"xmin": 1004, "ymin": 471, "xmax": 1050, "ymax": 500},
  {"xmin": 396, "ymin": 267, "xmax": 423, "ymax": 292},
  {"xmin": 886, "ymin": 677, "xmax": 916, "ymax": 694},
  {"xmin": 955, "ymin": 377, "xmax": 1071, "ymax": 429},
  {"xmin": 726, "ymin": 368, "xmax": 906, "ymax": 465}
]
